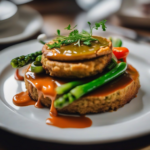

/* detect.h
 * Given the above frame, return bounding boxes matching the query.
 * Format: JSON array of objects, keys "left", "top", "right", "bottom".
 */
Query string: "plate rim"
[{"left": 0, "top": 38, "right": 150, "bottom": 144}]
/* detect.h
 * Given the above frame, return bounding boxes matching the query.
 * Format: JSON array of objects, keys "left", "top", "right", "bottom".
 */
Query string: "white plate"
[
  {"left": 0, "top": 6, "right": 43, "bottom": 44},
  {"left": 0, "top": 39, "right": 150, "bottom": 144}
]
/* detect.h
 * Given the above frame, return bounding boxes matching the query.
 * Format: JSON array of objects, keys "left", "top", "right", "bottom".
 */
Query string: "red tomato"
[{"left": 113, "top": 47, "right": 129, "bottom": 62}]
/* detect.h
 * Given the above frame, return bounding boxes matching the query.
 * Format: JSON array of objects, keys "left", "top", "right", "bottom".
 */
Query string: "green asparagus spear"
[
  {"left": 54, "top": 62, "right": 127, "bottom": 108},
  {"left": 10, "top": 51, "right": 42, "bottom": 68},
  {"left": 56, "top": 58, "right": 119, "bottom": 95},
  {"left": 56, "top": 81, "right": 84, "bottom": 95}
]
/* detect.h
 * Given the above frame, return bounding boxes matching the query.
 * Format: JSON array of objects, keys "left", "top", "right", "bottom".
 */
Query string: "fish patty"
[
  {"left": 41, "top": 53, "right": 112, "bottom": 78},
  {"left": 25, "top": 66, "right": 140, "bottom": 114}
]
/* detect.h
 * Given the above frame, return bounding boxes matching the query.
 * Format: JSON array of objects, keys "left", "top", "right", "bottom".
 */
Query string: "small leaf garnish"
[
  {"left": 47, "top": 42, "right": 61, "bottom": 49},
  {"left": 88, "top": 20, "right": 107, "bottom": 36},
  {"left": 69, "top": 29, "right": 79, "bottom": 36},
  {"left": 83, "top": 40, "right": 91, "bottom": 46},
  {"left": 65, "top": 24, "right": 77, "bottom": 30},
  {"left": 57, "top": 29, "right": 60, "bottom": 36},
  {"left": 62, "top": 39, "right": 77, "bottom": 45}
]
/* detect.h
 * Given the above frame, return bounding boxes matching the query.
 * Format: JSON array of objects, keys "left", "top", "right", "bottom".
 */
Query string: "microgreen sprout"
[
  {"left": 83, "top": 40, "right": 91, "bottom": 46},
  {"left": 88, "top": 20, "right": 107, "bottom": 36},
  {"left": 65, "top": 24, "right": 77, "bottom": 30},
  {"left": 57, "top": 29, "right": 61, "bottom": 36},
  {"left": 46, "top": 20, "right": 107, "bottom": 49}
]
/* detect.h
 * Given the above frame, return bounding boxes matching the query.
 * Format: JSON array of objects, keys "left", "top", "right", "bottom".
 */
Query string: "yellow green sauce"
[
  {"left": 45, "top": 36, "right": 110, "bottom": 61},
  {"left": 54, "top": 36, "right": 109, "bottom": 56}
]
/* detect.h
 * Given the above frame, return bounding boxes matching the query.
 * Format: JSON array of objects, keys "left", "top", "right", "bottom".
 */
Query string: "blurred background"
[{"left": 0, "top": 0, "right": 150, "bottom": 49}]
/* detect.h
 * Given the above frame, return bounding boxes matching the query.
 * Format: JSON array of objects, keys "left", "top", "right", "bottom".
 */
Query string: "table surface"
[{"left": 0, "top": 1, "right": 150, "bottom": 150}]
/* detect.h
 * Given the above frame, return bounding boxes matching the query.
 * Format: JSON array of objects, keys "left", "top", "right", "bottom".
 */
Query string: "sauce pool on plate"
[{"left": 13, "top": 91, "right": 36, "bottom": 106}]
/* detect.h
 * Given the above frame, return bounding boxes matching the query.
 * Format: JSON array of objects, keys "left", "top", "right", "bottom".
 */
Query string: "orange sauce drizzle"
[
  {"left": 35, "top": 91, "right": 43, "bottom": 108},
  {"left": 47, "top": 97, "right": 92, "bottom": 128},
  {"left": 127, "top": 64, "right": 139, "bottom": 80},
  {"left": 50, "top": 99, "right": 58, "bottom": 116},
  {"left": 25, "top": 68, "right": 92, "bottom": 128},
  {"left": 46, "top": 114, "right": 92, "bottom": 128},
  {"left": 25, "top": 71, "right": 64, "bottom": 98},
  {"left": 13, "top": 91, "right": 36, "bottom": 106},
  {"left": 14, "top": 69, "right": 24, "bottom": 81},
  {"left": 13, "top": 64, "right": 139, "bottom": 128},
  {"left": 25, "top": 70, "right": 62, "bottom": 109}
]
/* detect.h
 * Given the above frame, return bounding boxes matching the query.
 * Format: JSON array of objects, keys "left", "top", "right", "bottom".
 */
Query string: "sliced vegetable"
[
  {"left": 113, "top": 47, "right": 129, "bottom": 62},
  {"left": 54, "top": 62, "right": 127, "bottom": 108},
  {"left": 34, "top": 61, "right": 42, "bottom": 66},
  {"left": 35, "top": 55, "right": 42, "bottom": 62},
  {"left": 31, "top": 62, "right": 44, "bottom": 73}
]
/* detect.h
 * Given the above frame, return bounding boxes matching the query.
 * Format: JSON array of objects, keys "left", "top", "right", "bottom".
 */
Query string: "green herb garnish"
[
  {"left": 65, "top": 24, "right": 77, "bottom": 30},
  {"left": 57, "top": 29, "right": 61, "bottom": 36},
  {"left": 47, "top": 20, "right": 107, "bottom": 49},
  {"left": 83, "top": 40, "right": 91, "bottom": 46},
  {"left": 88, "top": 20, "right": 107, "bottom": 36}
]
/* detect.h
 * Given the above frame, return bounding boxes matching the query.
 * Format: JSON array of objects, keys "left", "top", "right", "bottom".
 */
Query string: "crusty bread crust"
[
  {"left": 25, "top": 70, "right": 140, "bottom": 115},
  {"left": 41, "top": 53, "right": 112, "bottom": 78}
]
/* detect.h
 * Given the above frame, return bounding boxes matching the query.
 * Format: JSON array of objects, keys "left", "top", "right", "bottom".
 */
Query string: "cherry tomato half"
[{"left": 113, "top": 47, "right": 129, "bottom": 62}]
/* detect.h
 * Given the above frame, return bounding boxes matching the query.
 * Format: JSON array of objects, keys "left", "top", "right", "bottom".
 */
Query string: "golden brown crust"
[
  {"left": 41, "top": 53, "right": 112, "bottom": 78},
  {"left": 25, "top": 70, "right": 140, "bottom": 115},
  {"left": 42, "top": 36, "right": 112, "bottom": 61}
]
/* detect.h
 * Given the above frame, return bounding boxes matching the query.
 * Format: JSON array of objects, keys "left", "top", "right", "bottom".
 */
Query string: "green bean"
[
  {"left": 56, "top": 81, "right": 84, "bottom": 95},
  {"left": 56, "top": 59, "right": 119, "bottom": 95}
]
